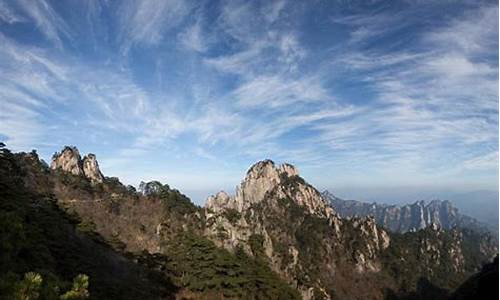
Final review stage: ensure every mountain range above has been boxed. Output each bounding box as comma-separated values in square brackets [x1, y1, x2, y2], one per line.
[0, 145, 497, 300]
[322, 191, 494, 235]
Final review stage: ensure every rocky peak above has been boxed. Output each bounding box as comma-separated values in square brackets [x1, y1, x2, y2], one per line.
[51, 146, 104, 183]
[138, 181, 165, 196]
[51, 146, 83, 176]
[206, 160, 330, 216]
[206, 191, 233, 213]
[82, 154, 103, 183]
[244, 159, 278, 180]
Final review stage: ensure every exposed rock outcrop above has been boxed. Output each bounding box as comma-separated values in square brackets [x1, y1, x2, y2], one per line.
[51, 146, 103, 183]
[204, 160, 390, 299]
[206, 159, 333, 217]
[51, 146, 83, 176]
[138, 181, 165, 196]
[82, 154, 104, 183]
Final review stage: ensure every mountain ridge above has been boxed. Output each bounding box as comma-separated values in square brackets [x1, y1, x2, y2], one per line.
[322, 190, 494, 236]
[1, 145, 497, 300]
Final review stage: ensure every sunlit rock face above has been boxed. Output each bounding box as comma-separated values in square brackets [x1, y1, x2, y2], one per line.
[82, 154, 103, 183]
[206, 159, 332, 216]
[51, 146, 84, 176]
[206, 191, 234, 213]
[51, 146, 103, 183]
[204, 159, 392, 300]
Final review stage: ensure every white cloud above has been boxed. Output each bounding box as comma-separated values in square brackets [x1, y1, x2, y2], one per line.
[233, 75, 328, 108]
[118, 0, 192, 51]
[424, 4, 498, 56]
[0, 1, 24, 24]
[17, 0, 71, 48]
[262, 0, 286, 23]
[320, 3, 498, 178]
[178, 21, 206, 52]
[462, 151, 499, 171]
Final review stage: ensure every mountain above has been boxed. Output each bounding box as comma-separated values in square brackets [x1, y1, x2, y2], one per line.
[204, 160, 497, 299]
[449, 256, 498, 300]
[0, 147, 177, 299]
[1, 145, 498, 300]
[322, 191, 493, 235]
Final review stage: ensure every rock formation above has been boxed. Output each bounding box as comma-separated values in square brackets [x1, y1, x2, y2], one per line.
[206, 159, 334, 217]
[138, 181, 165, 196]
[51, 146, 103, 183]
[323, 190, 489, 234]
[82, 154, 104, 183]
[204, 160, 391, 299]
[50, 146, 83, 176]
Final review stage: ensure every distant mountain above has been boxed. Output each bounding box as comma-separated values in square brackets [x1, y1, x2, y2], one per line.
[1, 145, 498, 300]
[322, 190, 493, 235]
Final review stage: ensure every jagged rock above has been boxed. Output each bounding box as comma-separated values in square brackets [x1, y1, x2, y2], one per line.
[82, 154, 103, 183]
[206, 159, 333, 217]
[51, 146, 83, 176]
[138, 181, 165, 196]
[206, 191, 233, 213]
[204, 159, 392, 299]
[323, 191, 491, 234]
[51, 146, 104, 183]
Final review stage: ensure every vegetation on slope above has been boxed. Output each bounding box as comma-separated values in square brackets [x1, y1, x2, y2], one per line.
[0, 146, 177, 299]
[1, 144, 299, 299]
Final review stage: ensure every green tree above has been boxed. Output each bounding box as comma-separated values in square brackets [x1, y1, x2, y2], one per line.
[60, 274, 89, 300]
[14, 272, 42, 300]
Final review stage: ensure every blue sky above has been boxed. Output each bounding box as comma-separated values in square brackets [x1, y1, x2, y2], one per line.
[0, 0, 498, 204]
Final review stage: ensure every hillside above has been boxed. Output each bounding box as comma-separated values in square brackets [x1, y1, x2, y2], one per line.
[1, 145, 497, 299]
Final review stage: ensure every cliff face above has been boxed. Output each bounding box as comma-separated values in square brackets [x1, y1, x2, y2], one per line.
[206, 160, 333, 217]
[204, 160, 395, 299]
[51, 146, 103, 183]
[50, 146, 83, 176]
[323, 191, 489, 234]
[82, 154, 104, 183]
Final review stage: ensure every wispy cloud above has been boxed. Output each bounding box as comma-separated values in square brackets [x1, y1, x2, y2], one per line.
[178, 21, 206, 52]
[17, 0, 71, 48]
[320, 2, 498, 179]
[0, 1, 24, 24]
[0, 0, 497, 200]
[233, 75, 328, 108]
[118, 0, 192, 52]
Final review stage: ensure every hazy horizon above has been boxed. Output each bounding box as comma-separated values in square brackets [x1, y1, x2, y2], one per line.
[1, 0, 498, 208]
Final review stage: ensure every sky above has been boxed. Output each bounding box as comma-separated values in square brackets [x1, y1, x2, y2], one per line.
[0, 0, 498, 205]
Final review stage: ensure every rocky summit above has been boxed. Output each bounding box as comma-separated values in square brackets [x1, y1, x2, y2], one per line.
[51, 146, 104, 183]
[1, 145, 498, 300]
[203, 159, 496, 299]
[206, 159, 333, 216]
